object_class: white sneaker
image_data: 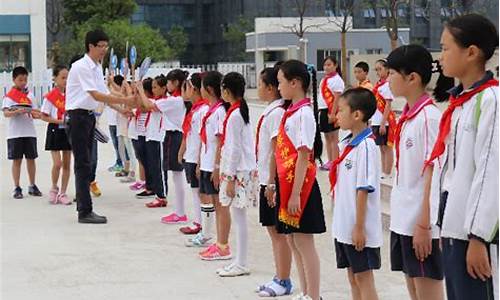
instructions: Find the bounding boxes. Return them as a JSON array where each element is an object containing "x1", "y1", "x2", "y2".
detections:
[
  {"x1": 216, "y1": 261, "x2": 236, "y2": 274},
  {"x1": 185, "y1": 233, "x2": 212, "y2": 247},
  {"x1": 218, "y1": 263, "x2": 250, "y2": 277},
  {"x1": 292, "y1": 293, "x2": 305, "y2": 300}
]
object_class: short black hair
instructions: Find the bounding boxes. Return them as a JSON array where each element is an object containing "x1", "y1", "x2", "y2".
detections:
[
  {"x1": 53, "y1": 65, "x2": 67, "y2": 77},
  {"x1": 113, "y1": 75, "x2": 124, "y2": 86},
  {"x1": 12, "y1": 66, "x2": 28, "y2": 79},
  {"x1": 85, "y1": 29, "x2": 109, "y2": 52},
  {"x1": 340, "y1": 87, "x2": 377, "y2": 122},
  {"x1": 354, "y1": 61, "x2": 369, "y2": 73}
]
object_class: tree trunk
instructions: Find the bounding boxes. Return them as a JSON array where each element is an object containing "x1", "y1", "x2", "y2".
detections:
[
  {"x1": 390, "y1": 37, "x2": 398, "y2": 50},
  {"x1": 341, "y1": 31, "x2": 347, "y2": 80}
]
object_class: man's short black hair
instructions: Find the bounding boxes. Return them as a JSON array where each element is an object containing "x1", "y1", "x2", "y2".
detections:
[
  {"x1": 340, "y1": 87, "x2": 377, "y2": 122},
  {"x1": 12, "y1": 66, "x2": 28, "y2": 79},
  {"x1": 85, "y1": 29, "x2": 109, "y2": 52},
  {"x1": 354, "y1": 61, "x2": 369, "y2": 73}
]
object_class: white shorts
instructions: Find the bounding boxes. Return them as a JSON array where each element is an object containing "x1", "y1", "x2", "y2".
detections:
[{"x1": 219, "y1": 170, "x2": 258, "y2": 209}]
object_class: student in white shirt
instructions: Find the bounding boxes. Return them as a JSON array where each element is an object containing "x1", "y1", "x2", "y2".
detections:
[
  {"x1": 41, "y1": 66, "x2": 72, "y2": 205},
  {"x1": 178, "y1": 73, "x2": 209, "y2": 235},
  {"x1": 275, "y1": 60, "x2": 326, "y2": 300},
  {"x1": 186, "y1": 71, "x2": 227, "y2": 252},
  {"x1": 387, "y1": 45, "x2": 445, "y2": 300},
  {"x1": 424, "y1": 14, "x2": 499, "y2": 300},
  {"x1": 105, "y1": 104, "x2": 123, "y2": 172},
  {"x1": 372, "y1": 59, "x2": 396, "y2": 178},
  {"x1": 331, "y1": 87, "x2": 381, "y2": 300},
  {"x1": 255, "y1": 66, "x2": 294, "y2": 297},
  {"x1": 317, "y1": 56, "x2": 344, "y2": 171},
  {"x1": 135, "y1": 77, "x2": 167, "y2": 203},
  {"x1": 2, "y1": 66, "x2": 43, "y2": 199},
  {"x1": 208, "y1": 72, "x2": 257, "y2": 277}
]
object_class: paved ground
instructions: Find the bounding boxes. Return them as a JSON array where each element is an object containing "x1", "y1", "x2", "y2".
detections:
[{"x1": 1, "y1": 103, "x2": 408, "y2": 300}]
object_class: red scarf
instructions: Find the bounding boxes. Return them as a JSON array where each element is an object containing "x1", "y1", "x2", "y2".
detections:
[
  {"x1": 321, "y1": 72, "x2": 337, "y2": 114},
  {"x1": 394, "y1": 94, "x2": 434, "y2": 180},
  {"x1": 372, "y1": 80, "x2": 397, "y2": 147},
  {"x1": 200, "y1": 100, "x2": 223, "y2": 147},
  {"x1": 329, "y1": 128, "x2": 374, "y2": 193},
  {"x1": 171, "y1": 90, "x2": 181, "y2": 97},
  {"x1": 220, "y1": 101, "x2": 241, "y2": 147},
  {"x1": 424, "y1": 79, "x2": 499, "y2": 169},
  {"x1": 6, "y1": 87, "x2": 32, "y2": 105},
  {"x1": 44, "y1": 88, "x2": 66, "y2": 120},
  {"x1": 276, "y1": 98, "x2": 316, "y2": 229},
  {"x1": 144, "y1": 96, "x2": 163, "y2": 131},
  {"x1": 182, "y1": 98, "x2": 208, "y2": 140}
]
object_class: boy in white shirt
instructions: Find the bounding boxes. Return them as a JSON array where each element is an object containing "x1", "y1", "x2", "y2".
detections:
[
  {"x1": 330, "y1": 87, "x2": 382, "y2": 300},
  {"x1": 2, "y1": 66, "x2": 43, "y2": 199}
]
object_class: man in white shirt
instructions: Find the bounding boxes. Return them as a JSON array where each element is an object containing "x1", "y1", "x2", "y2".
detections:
[{"x1": 66, "y1": 29, "x2": 134, "y2": 224}]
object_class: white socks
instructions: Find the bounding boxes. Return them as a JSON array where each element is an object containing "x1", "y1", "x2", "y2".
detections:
[
  {"x1": 201, "y1": 203, "x2": 215, "y2": 238},
  {"x1": 172, "y1": 171, "x2": 186, "y2": 216},
  {"x1": 191, "y1": 188, "x2": 201, "y2": 224},
  {"x1": 232, "y1": 206, "x2": 248, "y2": 267}
]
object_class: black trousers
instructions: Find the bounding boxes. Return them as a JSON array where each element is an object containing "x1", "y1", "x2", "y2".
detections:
[
  {"x1": 67, "y1": 110, "x2": 96, "y2": 216},
  {"x1": 145, "y1": 140, "x2": 165, "y2": 198}
]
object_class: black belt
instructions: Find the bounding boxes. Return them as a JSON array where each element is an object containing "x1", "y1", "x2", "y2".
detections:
[{"x1": 67, "y1": 109, "x2": 94, "y2": 116}]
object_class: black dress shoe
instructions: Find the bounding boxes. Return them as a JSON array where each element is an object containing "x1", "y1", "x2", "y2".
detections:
[{"x1": 78, "y1": 212, "x2": 108, "y2": 224}]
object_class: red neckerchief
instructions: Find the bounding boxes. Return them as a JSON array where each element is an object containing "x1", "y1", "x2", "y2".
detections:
[
  {"x1": 394, "y1": 94, "x2": 435, "y2": 181},
  {"x1": 6, "y1": 87, "x2": 32, "y2": 105},
  {"x1": 182, "y1": 98, "x2": 209, "y2": 140},
  {"x1": 220, "y1": 101, "x2": 241, "y2": 147},
  {"x1": 424, "y1": 78, "x2": 499, "y2": 169},
  {"x1": 255, "y1": 100, "x2": 283, "y2": 160},
  {"x1": 200, "y1": 100, "x2": 223, "y2": 147},
  {"x1": 372, "y1": 79, "x2": 397, "y2": 147},
  {"x1": 144, "y1": 95, "x2": 163, "y2": 131},
  {"x1": 276, "y1": 98, "x2": 316, "y2": 228},
  {"x1": 321, "y1": 72, "x2": 337, "y2": 114},
  {"x1": 44, "y1": 88, "x2": 65, "y2": 119},
  {"x1": 329, "y1": 128, "x2": 374, "y2": 193},
  {"x1": 171, "y1": 90, "x2": 181, "y2": 97}
]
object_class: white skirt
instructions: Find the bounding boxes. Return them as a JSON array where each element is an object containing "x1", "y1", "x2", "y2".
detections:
[{"x1": 219, "y1": 170, "x2": 258, "y2": 208}]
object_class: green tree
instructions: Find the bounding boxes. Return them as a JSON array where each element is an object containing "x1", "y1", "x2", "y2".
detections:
[
  {"x1": 59, "y1": 20, "x2": 173, "y2": 67},
  {"x1": 166, "y1": 25, "x2": 189, "y2": 60},
  {"x1": 222, "y1": 16, "x2": 254, "y2": 61},
  {"x1": 62, "y1": 0, "x2": 137, "y2": 26}
]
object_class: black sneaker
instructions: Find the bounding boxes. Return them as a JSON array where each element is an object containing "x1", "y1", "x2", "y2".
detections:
[
  {"x1": 78, "y1": 212, "x2": 108, "y2": 224},
  {"x1": 135, "y1": 190, "x2": 156, "y2": 199},
  {"x1": 28, "y1": 184, "x2": 42, "y2": 197},
  {"x1": 13, "y1": 186, "x2": 23, "y2": 199}
]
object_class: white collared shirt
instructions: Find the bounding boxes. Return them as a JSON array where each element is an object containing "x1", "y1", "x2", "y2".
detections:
[
  {"x1": 332, "y1": 132, "x2": 383, "y2": 248},
  {"x1": 390, "y1": 104, "x2": 442, "y2": 238},
  {"x1": 200, "y1": 105, "x2": 226, "y2": 172},
  {"x1": 2, "y1": 92, "x2": 37, "y2": 139},
  {"x1": 257, "y1": 99, "x2": 285, "y2": 184},
  {"x1": 283, "y1": 105, "x2": 316, "y2": 151},
  {"x1": 66, "y1": 54, "x2": 108, "y2": 111},
  {"x1": 155, "y1": 95, "x2": 186, "y2": 132},
  {"x1": 184, "y1": 104, "x2": 209, "y2": 163},
  {"x1": 439, "y1": 85, "x2": 499, "y2": 242},
  {"x1": 220, "y1": 108, "x2": 256, "y2": 175},
  {"x1": 371, "y1": 81, "x2": 394, "y2": 126},
  {"x1": 318, "y1": 74, "x2": 345, "y2": 110}
]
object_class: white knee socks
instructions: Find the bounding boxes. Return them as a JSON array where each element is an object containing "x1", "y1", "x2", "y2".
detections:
[
  {"x1": 191, "y1": 188, "x2": 201, "y2": 224},
  {"x1": 172, "y1": 171, "x2": 186, "y2": 216},
  {"x1": 201, "y1": 203, "x2": 215, "y2": 238},
  {"x1": 231, "y1": 206, "x2": 248, "y2": 267}
]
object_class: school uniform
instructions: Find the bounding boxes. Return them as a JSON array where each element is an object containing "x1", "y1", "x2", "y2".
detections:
[
  {"x1": 274, "y1": 99, "x2": 326, "y2": 234},
  {"x1": 182, "y1": 100, "x2": 209, "y2": 188},
  {"x1": 199, "y1": 102, "x2": 226, "y2": 195},
  {"x1": 2, "y1": 88, "x2": 38, "y2": 160},
  {"x1": 331, "y1": 127, "x2": 383, "y2": 274},
  {"x1": 105, "y1": 105, "x2": 122, "y2": 166},
  {"x1": 155, "y1": 94, "x2": 186, "y2": 172},
  {"x1": 390, "y1": 94, "x2": 443, "y2": 280},
  {"x1": 357, "y1": 79, "x2": 373, "y2": 91},
  {"x1": 256, "y1": 99, "x2": 285, "y2": 226},
  {"x1": 371, "y1": 80, "x2": 396, "y2": 146},
  {"x1": 430, "y1": 72, "x2": 498, "y2": 300},
  {"x1": 131, "y1": 109, "x2": 148, "y2": 167},
  {"x1": 41, "y1": 88, "x2": 71, "y2": 151},
  {"x1": 142, "y1": 99, "x2": 166, "y2": 198},
  {"x1": 318, "y1": 73, "x2": 344, "y2": 132},
  {"x1": 219, "y1": 105, "x2": 258, "y2": 208}
]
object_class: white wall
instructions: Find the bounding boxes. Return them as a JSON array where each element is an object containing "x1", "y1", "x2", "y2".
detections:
[{"x1": 0, "y1": 0, "x2": 47, "y2": 75}]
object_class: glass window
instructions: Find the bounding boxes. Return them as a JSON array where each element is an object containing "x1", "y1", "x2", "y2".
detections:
[
  {"x1": 317, "y1": 49, "x2": 341, "y2": 71},
  {"x1": 0, "y1": 35, "x2": 30, "y2": 72}
]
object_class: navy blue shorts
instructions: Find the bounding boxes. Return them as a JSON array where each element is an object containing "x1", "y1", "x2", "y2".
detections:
[
  {"x1": 183, "y1": 162, "x2": 199, "y2": 188},
  {"x1": 335, "y1": 239, "x2": 381, "y2": 274},
  {"x1": 442, "y1": 237, "x2": 495, "y2": 300},
  {"x1": 390, "y1": 232, "x2": 444, "y2": 280},
  {"x1": 318, "y1": 109, "x2": 339, "y2": 133},
  {"x1": 371, "y1": 126, "x2": 388, "y2": 146},
  {"x1": 199, "y1": 170, "x2": 218, "y2": 195},
  {"x1": 7, "y1": 137, "x2": 38, "y2": 160},
  {"x1": 162, "y1": 130, "x2": 184, "y2": 171}
]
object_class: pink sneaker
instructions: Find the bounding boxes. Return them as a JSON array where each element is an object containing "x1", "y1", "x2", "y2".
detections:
[
  {"x1": 161, "y1": 213, "x2": 188, "y2": 224},
  {"x1": 199, "y1": 244, "x2": 232, "y2": 261},
  {"x1": 129, "y1": 181, "x2": 145, "y2": 191},
  {"x1": 57, "y1": 193, "x2": 71, "y2": 205},
  {"x1": 49, "y1": 187, "x2": 59, "y2": 204}
]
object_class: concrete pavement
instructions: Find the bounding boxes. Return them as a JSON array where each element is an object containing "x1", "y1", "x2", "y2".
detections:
[{"x1": 1, "y1": 104, "x2": 408, "y2": 300}]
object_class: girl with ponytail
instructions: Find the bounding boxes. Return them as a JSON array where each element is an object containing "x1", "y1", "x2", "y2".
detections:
[{"x1": 274, "y1": 59, "x2": 326, "y2": 300}]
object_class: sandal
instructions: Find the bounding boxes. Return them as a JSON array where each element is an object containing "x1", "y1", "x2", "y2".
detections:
[{"x1": 258, "y1": 278, "x2": 293, "y2": 297}]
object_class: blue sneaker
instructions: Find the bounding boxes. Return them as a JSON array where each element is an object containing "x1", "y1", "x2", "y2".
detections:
[{"x1": 107, "y1": 163, "x2": 123, "y2": 172}]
